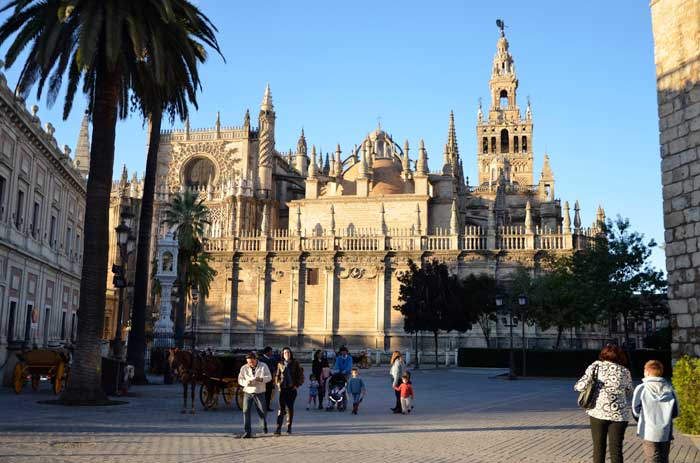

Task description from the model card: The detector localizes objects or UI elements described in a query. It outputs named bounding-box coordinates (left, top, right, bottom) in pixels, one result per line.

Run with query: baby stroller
left=325, top=373, right=347, bottom=411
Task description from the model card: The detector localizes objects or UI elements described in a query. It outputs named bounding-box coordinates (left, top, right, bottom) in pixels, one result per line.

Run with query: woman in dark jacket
left=312, top=350, right=329, bottom=409
left=274, top=347, right=304, bottom=435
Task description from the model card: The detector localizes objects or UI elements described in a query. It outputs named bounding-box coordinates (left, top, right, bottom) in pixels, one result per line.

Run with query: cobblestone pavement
left=0, top=367, right=698, bottom=463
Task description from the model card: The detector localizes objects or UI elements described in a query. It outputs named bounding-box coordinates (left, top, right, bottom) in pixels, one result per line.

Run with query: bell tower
left=476, top=21, right=534, bottom=186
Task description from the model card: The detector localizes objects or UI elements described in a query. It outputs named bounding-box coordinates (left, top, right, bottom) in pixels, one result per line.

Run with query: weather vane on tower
left=496, top=19, right=506, bottom=36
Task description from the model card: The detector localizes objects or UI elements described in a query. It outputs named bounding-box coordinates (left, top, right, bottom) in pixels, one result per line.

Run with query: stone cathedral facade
left=143, top=30, right=604, bottom=351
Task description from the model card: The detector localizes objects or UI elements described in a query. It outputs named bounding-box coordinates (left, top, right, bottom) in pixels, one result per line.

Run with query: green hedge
left=457, top=348, right=672, bottom=378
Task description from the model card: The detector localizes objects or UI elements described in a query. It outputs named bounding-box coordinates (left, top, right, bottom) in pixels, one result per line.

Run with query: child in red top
left=393, top=374, right=414, bottom=414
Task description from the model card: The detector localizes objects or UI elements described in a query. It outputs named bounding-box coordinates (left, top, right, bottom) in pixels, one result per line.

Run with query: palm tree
left=126, top=5, right=222, bottom=384
left=0, top=0, right=218, bottom=404
left=161, top=191, right=210, bottom=347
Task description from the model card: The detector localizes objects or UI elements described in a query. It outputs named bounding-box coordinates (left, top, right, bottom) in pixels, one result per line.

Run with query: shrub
left=672, top=356, right=700, bottom=435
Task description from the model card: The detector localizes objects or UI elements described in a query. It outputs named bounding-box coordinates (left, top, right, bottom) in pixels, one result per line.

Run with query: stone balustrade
left=202, top=225, right=592, bottom=253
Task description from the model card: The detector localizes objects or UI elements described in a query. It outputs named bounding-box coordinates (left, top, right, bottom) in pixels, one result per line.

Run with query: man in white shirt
left=237, top=352, right=272, bottom=438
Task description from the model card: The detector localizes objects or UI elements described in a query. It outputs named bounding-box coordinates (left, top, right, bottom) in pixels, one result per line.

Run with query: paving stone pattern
left=0, top=367, right=697, bottom=463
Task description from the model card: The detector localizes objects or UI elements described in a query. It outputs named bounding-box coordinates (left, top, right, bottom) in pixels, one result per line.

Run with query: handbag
left=577, top=364, right=599, bottom=409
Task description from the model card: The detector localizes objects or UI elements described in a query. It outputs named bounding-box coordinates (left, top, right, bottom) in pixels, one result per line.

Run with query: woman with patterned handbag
left=574, top=344, right=633, bottom=463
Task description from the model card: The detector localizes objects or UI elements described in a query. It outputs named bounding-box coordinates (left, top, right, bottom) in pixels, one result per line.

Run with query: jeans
left=242, top=392, right=267, bottom=434
left=276, top=388, right=297, bottom=432
left=590, top=416, right=628, bottom=463
left=264, top=382, right=274, bottom=412
left=400, top=397, right=413, bottom=413
left=643, top=440, right=671, bottom=463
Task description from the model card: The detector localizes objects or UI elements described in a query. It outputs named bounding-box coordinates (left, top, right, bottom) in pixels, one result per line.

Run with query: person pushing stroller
left=327, top=346, right=352, bottom=411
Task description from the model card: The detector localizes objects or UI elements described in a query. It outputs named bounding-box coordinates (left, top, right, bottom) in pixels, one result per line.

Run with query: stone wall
left=651, top=0, right=700, bottom=359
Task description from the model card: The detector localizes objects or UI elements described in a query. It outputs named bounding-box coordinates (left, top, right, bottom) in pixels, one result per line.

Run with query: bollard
left=445, top=351, right=450, bottom=366
left=405, top=351, right=411, bottom=365
left=454, top=348, right=459, bottom=366
left=375, top=350, right=381, bottom=366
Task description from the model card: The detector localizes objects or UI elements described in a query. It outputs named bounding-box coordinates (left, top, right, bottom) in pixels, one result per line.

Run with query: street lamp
left=190, top=286, right=199, bottom=351
left=518, top=294, right=528, bottom=377
left=112, top=209, right=135, bottom=360
left=496, top=294, right=516, bottom=380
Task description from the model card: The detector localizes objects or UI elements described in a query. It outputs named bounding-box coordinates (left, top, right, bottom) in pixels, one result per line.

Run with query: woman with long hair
left=574, top=344, right=633, bottom=463
left=274, top=347, right=304, bottom=435
left=389, top=351, right=405, bottom=414
left=312, top=349, right=329, bottom=409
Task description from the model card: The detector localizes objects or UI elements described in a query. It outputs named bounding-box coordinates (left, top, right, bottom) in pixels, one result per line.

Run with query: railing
left=194, top=227, right=592, bottom=253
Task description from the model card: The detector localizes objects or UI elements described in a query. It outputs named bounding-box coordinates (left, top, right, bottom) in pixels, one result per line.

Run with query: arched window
left=482, top=137, right=488, bottom=154
left=513, top=136, right=519, bottom=152
left=500, top=129, right=509, bottom=153
left=490, top=137, right=496, bottom=153
left=522, top=136, right=528, bottom=152
left=499, top=89, right=508, bottom=109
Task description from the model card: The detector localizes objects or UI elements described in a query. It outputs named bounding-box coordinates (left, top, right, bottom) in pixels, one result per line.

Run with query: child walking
left=306, top=374, right=320, bottom=410
left=632, top=360, right=679, bottom=463
left=393, top=373, right=414, bottom=414
left=347, top=368, right=366, bottom=415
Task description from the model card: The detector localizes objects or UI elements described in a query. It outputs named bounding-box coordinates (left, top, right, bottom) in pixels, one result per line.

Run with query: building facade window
left=0, top=175, right=6, bottom=219
left=60, top=310, right=66, bottom=340
left=7, top=300, right=17, bottom=343
left=31, top=200, right=40, bottom=238
left=14, top=189, right=24, bottom=229
left=49, top=215, right=56, bottom=247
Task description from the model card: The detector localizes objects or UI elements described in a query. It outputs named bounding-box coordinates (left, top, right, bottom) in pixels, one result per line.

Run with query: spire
left=415, top=203, right=422, bottom=235
left=243, top=109, right=251, bottom=130
left=261, top=83, right=273, bottom=112
left=308, top=145, right=318, bottom=178
left=596, top=205, right=606, bottom=230
left=296, top=128, right=307, bottom=154
left=563, top=201, right=571, bottom=234
left=540, top=153, right=554, bottom=180
left=401, top=140, right=411, bottom=178
left=120, top=164, right=128, bottom=186
left=526, top=96, right=532, bottom=120
left=380, top=203, right=387, bottom=235
left=260, top=204, right=269, bottom=235
left=441, top=144, right=452, bottom=175
left=334, top=145, right=342, bottom=177
left=358, top=144, right=368, bottom=179
left=416, top=139, right=428, bottom=176
left=323, top=153, right=330, bottom=176
left=74, top=111, right=90, bottom=177
left=215, top=111, right=221, bottom=132
left=573, top=200, right=582, bottom=232
left=525, top=200, right=533, bottom=233
left=450, top=199, right=459, bottom=235
left=295, top=204, right=302, bottom=236
left=447, top=110, right=459, bottom=156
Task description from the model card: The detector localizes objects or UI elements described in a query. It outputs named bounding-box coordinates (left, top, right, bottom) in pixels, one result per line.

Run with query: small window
left=0, top=175, right=6, bottom=219
left=49, top=215, right=57, bottom=246
left=513, top=137, right=519, bottom=153
left=482, top=137, right=488, bottom=154
left=500, top=129, right=509, bottom=153
left=31, top=201, right=40, bottom=237
left=71, top=313, right=76, bottom=342
left=43, top=308, right=50, bottom=345
left=66, top=226, right=72, bottom=254
left=490, top=137, right=496, bottom=153
left=7, top=300, right=17, bottom=343
left=24, top=303, right=33, bottom=341
left=14, top=189, right=24, bottom=229
left=522, top=136, right=528, bottom=152
left=499, top=89, right=508, bottom=109
left=306, top=268, right=319, bottom=286
left=162, top=252, right=173, bottom=272
left=60, top=311, right=67, bottom=340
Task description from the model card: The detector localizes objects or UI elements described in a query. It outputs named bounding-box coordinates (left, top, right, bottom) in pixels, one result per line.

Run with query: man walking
left=237, top=352, right=272, bottom=438
left=260, top=346, right=277, bottom=413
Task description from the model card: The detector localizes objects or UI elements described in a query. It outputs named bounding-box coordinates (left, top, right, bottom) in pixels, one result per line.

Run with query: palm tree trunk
left=175, top=253, right=189, bottom=348
left=59, top=59, right=119, bottom=404
left=126, top=109, right=162, bottom=384
left=555, top=326, right=564, bottom=349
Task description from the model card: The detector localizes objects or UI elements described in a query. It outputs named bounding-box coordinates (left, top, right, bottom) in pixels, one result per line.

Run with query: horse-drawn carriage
left=12, top=349, right=70, bottom=395
left=199, top=354, right=247, bottom=410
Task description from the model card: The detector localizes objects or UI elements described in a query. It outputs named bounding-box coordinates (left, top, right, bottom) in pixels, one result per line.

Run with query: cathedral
left=115, top=29, right=605, bottom=352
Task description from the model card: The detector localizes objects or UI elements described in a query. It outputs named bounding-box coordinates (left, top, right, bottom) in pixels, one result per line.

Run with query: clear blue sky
left=1, top=1, right=665, bottom=270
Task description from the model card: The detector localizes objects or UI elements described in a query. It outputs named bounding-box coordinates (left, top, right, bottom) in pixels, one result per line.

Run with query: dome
left=357, top=125, right=403, bottom=160
left=369, top=158, right=404, bottom=195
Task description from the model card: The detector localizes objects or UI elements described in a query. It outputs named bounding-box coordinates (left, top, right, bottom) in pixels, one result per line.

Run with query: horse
left=169, top=348, right=205, bottom=414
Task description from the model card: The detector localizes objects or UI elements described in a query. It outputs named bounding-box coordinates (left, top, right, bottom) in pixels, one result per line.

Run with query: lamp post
left=190, top=286, right=199, bottom=351
left=496, top=294, right=516, bottom=380
left=518, top=294, right=528, bottom=377
left=112, top=209, right=135, bottom=360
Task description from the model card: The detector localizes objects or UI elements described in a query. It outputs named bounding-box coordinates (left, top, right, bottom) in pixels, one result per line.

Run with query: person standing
left=259, top=346, right=277, bottom=413
left=237, top=352, right=272, bottom=439
left=312, top=350, right=329, bottom=409
left=393, top=373, right=414, bottom=414
left=333, top=346, right=353, bottom=376
left=274, top=347, right=304, bottom=435
left=347, top=367, right=366, bottom=415
left=389, top=351, right=405, bottom=414
left=632, top=360, right=679, bottom=463
left=574, top=345, right=633, bottom=463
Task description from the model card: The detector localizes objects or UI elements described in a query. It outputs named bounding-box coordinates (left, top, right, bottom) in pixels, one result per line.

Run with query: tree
left=394, top=259, right=472, bottom=368
left=460, top=273, right=499, bottom=348
left=0, top=0, right=216, bottom=404
left=161, top=191, right=210, bottom=348
left=126, top=1, right=222, bottom=384
left=577, top=217, right=667, bottom=354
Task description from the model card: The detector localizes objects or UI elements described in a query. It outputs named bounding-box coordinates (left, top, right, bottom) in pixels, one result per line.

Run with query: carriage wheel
left=12, top=363, right=25, bottom=394
left=199, top=383, right=217, bottom=409
left=31, top=374, right=40, bottom=391
left=223, top=384, right=236, bottom=405
left=53, top=362, right=65, bottom=395
left=235, top=386, right=244, bottom=411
